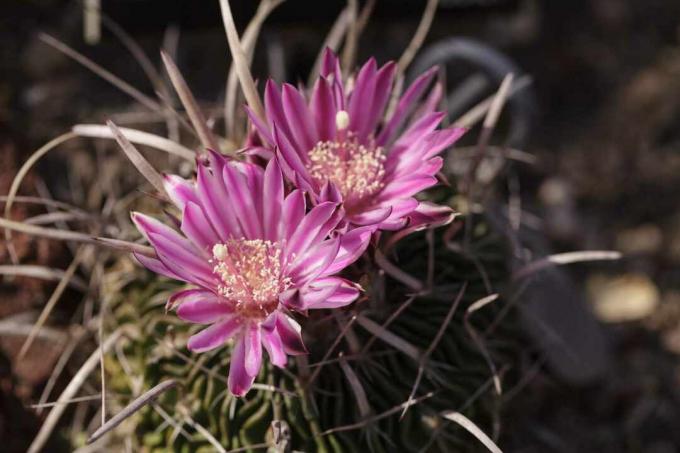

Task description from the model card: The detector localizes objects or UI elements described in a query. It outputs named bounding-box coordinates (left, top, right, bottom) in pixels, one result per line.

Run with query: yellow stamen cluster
left=212, top=239, right=290, bottom=316
left=307, top=136, right=386, bottom=203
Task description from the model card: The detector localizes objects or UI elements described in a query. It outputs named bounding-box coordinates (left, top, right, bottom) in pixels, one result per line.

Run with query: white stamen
left=335, top=110, right=350, bottom=130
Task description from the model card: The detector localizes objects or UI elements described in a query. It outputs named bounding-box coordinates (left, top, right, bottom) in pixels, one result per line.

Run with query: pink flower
left=132, top=153, right=371, bottom=396
left=247, top=49, right=466, bottom=231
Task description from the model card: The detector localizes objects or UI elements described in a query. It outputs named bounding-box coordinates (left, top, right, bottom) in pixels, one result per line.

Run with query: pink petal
left=196, top=162, right=243, bottom=239
left=276, top=314, right=307, bottom=355
left=176, top=291, right=232, bottom=324
left=377, top=175, right=438, bottom=202
left=298, top=279, right=341, bottom=309
left=147, top=232, right=216, bottom=288
left=272, top=124, right=312, bottom=188
left=265, top=81, right=298, bottom=149
left=261, top=317, right=287, bottom=367
left=320, top=47, right=343, bottom=84
left=421, top=127, right=467, bottom=159
left=243, top=323, right=263, bottom=376
left=181, top=201, right=220, bottom=252
left=392, top=111, right=446, bottom=151
left=377, top=66, right=438, bottom=146
left=348, top=205, right=393, bottom=226
left=263, top=159, right=284, bottom=241
left=228, top=335, right=256, bottom=396
left=133, top=252, right=181, bottom=280
left=306, top=276, right=360, bottom=309
left=245, top=105, right=273, bottom=146
left=282, top=83, right=318, bottom=151
left=286, top=201, right=338, bottom=259
left=288, top=237, right=341, bottom=286
left=187, top=317, right=241, bottom=353
left=163, top=174, right=198, bottom=211
left=323, top=225, right=373, bottom=275
left=222, top=163, right=261, bottom=238
left=310, top=76, right=337, bottom=141
left=348, top=58, right=378, bottom=141
left=281, top=189, right=306, bottom=241
left=365, top=62, right=397, bottom=135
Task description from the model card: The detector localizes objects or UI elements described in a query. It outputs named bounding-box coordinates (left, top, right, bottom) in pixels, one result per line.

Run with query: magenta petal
left=263, top=159, right=284, bottom=241
left=299, top=279, right=341, bottom=309
left=286, top=201, right=338, bottom=259
left=365, top=62, right=396, bottom=135
left=133, top=252, right=181, bottom=280
left=276, top=314, right=307, bottom=355
left=320, top=47, right=343, bottom=84
left=409, top=201, right=457, bottom=230
left=243, top=323, right=263, bottom=376
left=392, top=112, right=446, bottom=151
left=272, top=124, right=312, bottom=188
left=421, top=127, right=467, bottom=159
left=181, top=202, right=220, bottom=252
left=383, top=198, right=419, bottom=222
left=147, top=232, right=216, bottom=288
left=306, top=277, right=360, bottom=309
left=310, top=76, right=337, bottom=141
left=349, top=205, right=393, bottom=226
left=262, top=330, right=287, bottom=367
left=222, top=164, right=261, bottom=238
left=228, top=335, right=256, bottom=397
left=377, top=66, right=438, bottom=146
left=378, top=175, right=438, bottom=201
left=196, top=163, right=242, bottom=239
left=348, top=58, right=377, bottom=140
left=288, top=237, right=341, bottom=286
left=245, top=105, right=273, bottom=146
left=323, top=225, right=373, bottom=275
left=187, top=317, right=240, bottom=353
left=282, top=83, right=318, bottom=151
left=163, top=174, right=198, bottom=211
left=265, top=81, right=298, bottom=149
left=281, top=189, right=306, bottom=241
left=176, top=292, right=232, bottom=324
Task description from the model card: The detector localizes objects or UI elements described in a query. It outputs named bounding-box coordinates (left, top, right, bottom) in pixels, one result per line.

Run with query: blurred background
left=1, top=0, right=679, bottom=451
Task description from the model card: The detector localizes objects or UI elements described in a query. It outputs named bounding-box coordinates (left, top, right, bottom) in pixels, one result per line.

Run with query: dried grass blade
left=0, top=265, right=87, bottom=291
left=219, top=0, right=265, bottom=122
left=513, top=250, right=622, bottom=280
left=356, top=315, right=421, bottom=361
left=339, top=354, right=371, bottom=418
left=397, top=0, right=439, bottom=73
left=465, top=294, right=502, bottom=394
left=3, top=131, right=78, bottom=263
left=0, top=217, right=155, bottom=257
left=87, top=380, right=177, bottom=443
left=441, top=411, right=503, bottom=453
left=374, top=249, right=424, bottom=292
left=106, top=120, right=168, bottom=197
left=161, top=52, right=221, bottom=152
left=73, top=124, right=194, bottom=160
left=18, top=247, right=87, bottom=359
left=39, top=33, right=161, bottom=112
left=225, top=0, right=284, bottom=136
left=453, top=75, right=531, bottom=128
left=27, top=329, right=122, bottom=453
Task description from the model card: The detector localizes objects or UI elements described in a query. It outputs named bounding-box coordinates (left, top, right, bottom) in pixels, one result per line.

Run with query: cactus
left=97, top=206, right=519, bottom=452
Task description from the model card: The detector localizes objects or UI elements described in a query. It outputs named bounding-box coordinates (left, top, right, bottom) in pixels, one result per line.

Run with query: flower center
left=306, top=138, right=386, bottom=208
left=211, top=239, right=290, bottom=317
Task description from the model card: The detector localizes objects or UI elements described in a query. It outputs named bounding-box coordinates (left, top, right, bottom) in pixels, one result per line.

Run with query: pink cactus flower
left=132, top=154, right=371, bottom=396
left=247, top=49, right=466, bottom=231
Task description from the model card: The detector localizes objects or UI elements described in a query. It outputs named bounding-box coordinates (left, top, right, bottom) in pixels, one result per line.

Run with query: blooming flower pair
left=132, top=49, right=465, bottom=396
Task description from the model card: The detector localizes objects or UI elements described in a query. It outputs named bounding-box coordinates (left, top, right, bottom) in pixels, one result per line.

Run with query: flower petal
left=228, top=334, right=256, bottom=396
left=281, top=189, right=306, bottom=241
left=276, top=314, right=307, bottom=355
left=181, top=201, right=220, bottom=252
left=187, top=317, right=240, bottom=353
left=263, top=158, right=284, bottom=241
left=348, top=58, right=378, bottom=141
left=286, top=201, right=339, bottom=259
left=176, top=291, right=233, bottom=324
left=348, top=206, right=392, bottom=226
left=305, top=276, right=360, bottom=309
left=310, top=76, right=337, bottom=141
left=323, top=225, right=373, bottom=275
left=163, top=174, right=198, bottom=211
left=282, top=83, right=318, bottom=152
left=261, top=320, right=287, bottom=367
left=243, top=323, right=263, bottom=376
